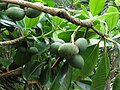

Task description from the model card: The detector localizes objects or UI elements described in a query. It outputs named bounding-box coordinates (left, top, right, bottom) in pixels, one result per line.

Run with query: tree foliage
left=0, top=0, right=120, bottom=90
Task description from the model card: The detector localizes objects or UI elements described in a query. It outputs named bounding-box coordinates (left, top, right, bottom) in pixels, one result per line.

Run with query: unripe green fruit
left=6, top=7, right=25, bottom=21
left=54, top=39, right=65, bottom=44
left=58, top=43, right=79, bottom=59
left=67, top=54, right=84, bottom=69
left=25, top=8, right=41, bottom=18
left=0, top=2, right=7, bottom=10
left=28, top=47, right=38, bottom=55
left=75, top=38, right=88, bottom=52
left=50, top=42, right=62, bottom=55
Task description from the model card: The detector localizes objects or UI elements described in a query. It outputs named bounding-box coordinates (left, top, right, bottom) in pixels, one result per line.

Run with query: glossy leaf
left=58, top=30, right=96, bottom=42
left=80, top=44, right=99, bottom=78
left=24, top=16, right=40, bottom=28
left=95, top=12, right=120, bottom=20
left=0, top=19, right=17, bottom=27
left=43, top=0, right=55, bottom=7
left=89, top=0, right=105, bottom=16
left=50, top=62, right=72, bottom=90
left=81, top=5, right=89, bottom=17
left=106, top=6, right=119, bottom=30
left=91, top=52, right=110, bottom=90
left=23, top=61, right=45, bottom=80
left=75, top=81, right=91, bottom=90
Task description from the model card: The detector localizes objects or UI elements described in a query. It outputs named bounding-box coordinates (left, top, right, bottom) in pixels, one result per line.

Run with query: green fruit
left=67, top=54, right=84, bottom=69
left=6, top=7, right=25, bottom=21
left=54, top=39, right=65, bottom=44
left=75, top=38, right=88, bottom=52
left=18, top=47, right=26, bottom=53
left=25, top=7, right=41, bottom=18
left=113, top=73, right=120, bottom=90
left=28, top=47, right=38, bottom=55
left=58, top=43, right=79, bottom=59
left=7, top=3, right=20, bottom=8
left=50, top=42, right=62, bottom=55
left=0, top=2, right=7, bottom=10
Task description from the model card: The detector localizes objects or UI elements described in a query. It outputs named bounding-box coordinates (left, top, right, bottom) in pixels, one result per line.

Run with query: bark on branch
left=0, top=0, right=93, bottom=27
left=0, top=36, right=25, bottom=45
left=0, top=68, right=23, bottom=78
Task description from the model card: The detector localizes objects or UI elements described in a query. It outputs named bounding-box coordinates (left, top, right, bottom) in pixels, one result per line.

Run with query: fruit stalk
left=71, top=25, right=81, bottom=43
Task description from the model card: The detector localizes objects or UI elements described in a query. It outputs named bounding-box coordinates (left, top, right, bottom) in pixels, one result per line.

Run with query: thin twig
left=91, top=26, right=108, bottom=38
left=51, top=57, right=63, bottom=69
left=0, top=68, right=23, bottom=78
left=83, top=27, right=89, bottom=38
left=71, top=25, right=81, bottom=43
left=0, top=36, right=25, bottom=45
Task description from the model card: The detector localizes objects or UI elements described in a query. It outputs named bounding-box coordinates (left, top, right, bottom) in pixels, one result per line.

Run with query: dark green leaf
left=58, top=30, right=96, bottom=42
left=113, top=73, right=120, bottom=90
left=80, top=44, right=99, bottom=78
left=23, top=61, right=45, bottom=80
left=91, top=52, right=110, bottom=90
left=0, top=57, right=12, bottom=68
left=50, top=62, right=72, bottom=90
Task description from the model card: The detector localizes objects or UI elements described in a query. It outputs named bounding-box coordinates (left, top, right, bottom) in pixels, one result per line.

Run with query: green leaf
left=0, top=19, right=17, bottom=27
left=0, top=57, right=12, bottom=68
left=89, top=0, right=105, bottom=16
left=80, top=44, right=99, bottom=78
left=42, top=0, right=55, bottom=7
left=24, top=16, right=40, bottom=28
left=95, top=12, right=120, bottom=21
left=72, top=68, right=81, bottom=80
left=58, top=30, right=96, bottom=42
left=23, top=61, right=45, bottom=80
left=115, top=0, right=120, bottom=6
left=106, top=6, right=119, bottom=31
left=113, top=73, right=120, bottom=90
left=50, top=62, right=72, bottom=90
left=81, top=5, right=89, bottom=17
left=91, top=52, right=110, bottom=90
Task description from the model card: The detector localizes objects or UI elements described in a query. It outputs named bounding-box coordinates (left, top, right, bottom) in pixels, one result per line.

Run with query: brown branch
left=0, top=0, right=93, bottom=27
left=0, top=68, right=23, bottom=78
left=51, top=57, right=63, bottom=69
left=91, top=26, right=108, bottom=38
left=0, top=36, right=25, bottom=45
left=83, top=27, right=89, bottom=38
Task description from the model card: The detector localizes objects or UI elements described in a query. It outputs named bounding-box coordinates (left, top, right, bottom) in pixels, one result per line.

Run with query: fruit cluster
left=50, top=38, right=88, bottom=69
left=14, top=46, right=38, bottom=65
left=0, top=2, right=41, bottom=21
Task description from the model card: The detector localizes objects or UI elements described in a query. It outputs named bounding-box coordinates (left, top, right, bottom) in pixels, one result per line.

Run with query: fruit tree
left=0, top=0, right=120, bottom=90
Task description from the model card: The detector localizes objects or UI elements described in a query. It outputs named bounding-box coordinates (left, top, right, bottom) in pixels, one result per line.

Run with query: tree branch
left=0, top=0, right=93, bottom=27
left=0, top=68, right=23, bottom=78
left=0, top=36, right=25, bottom=45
